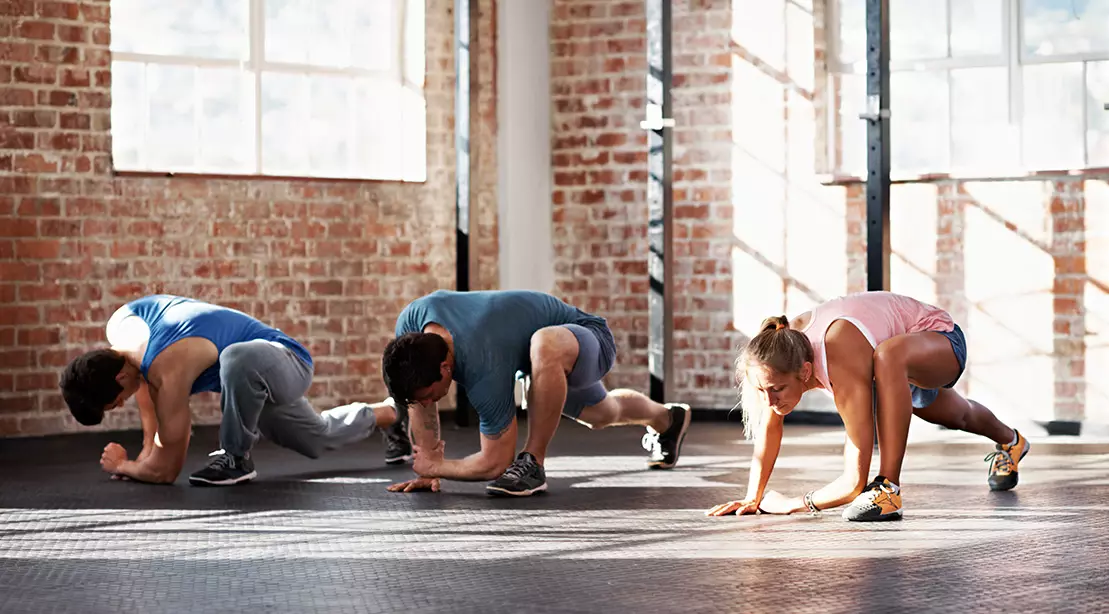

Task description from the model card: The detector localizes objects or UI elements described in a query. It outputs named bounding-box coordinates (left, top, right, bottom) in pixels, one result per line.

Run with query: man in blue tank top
left=59, top=295, right=413, bottom=486
left=381, top=290, right=692, bottom=496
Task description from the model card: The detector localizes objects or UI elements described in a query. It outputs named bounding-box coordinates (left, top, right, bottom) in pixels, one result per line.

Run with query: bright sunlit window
left=831, top=0, right=1109, bottom=177
left=109, top=0, right=427, bottom=181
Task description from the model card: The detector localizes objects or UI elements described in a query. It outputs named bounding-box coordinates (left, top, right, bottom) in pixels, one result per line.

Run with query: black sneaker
left=382, top=398, right=413, bottom=465
left=188, top=450, right=257, bottom=486
left=486, top=452, right=547, bottom=497
left=643, top=403, right=692, bottom=469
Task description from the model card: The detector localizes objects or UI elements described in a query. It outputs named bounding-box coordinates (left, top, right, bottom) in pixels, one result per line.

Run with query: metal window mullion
left=945, top=0, right=952, bottom=58
left=1008, top=0, right=1024, bottom=166
left=1022, top=52, right=1109, bottom=65
left=140, top=63, right=150, bottom=170
left=1082, top=60, right=1089, bottom=166
left=193, top=66, right=202, bottom=173
left=111, top=51, right=242, bottom=67
left=251, top=0, right=264, bottom=174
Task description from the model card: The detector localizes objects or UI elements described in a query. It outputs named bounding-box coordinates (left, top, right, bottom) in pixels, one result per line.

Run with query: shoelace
left=984, top=448, right=1014, bottom=474
left=859, top=479, right=893, bottom=502
left=501, top=457, right=534, bottom=481
left=641, top=431, right=662, bottom=455
left=206, top=452, right=236, bottom=471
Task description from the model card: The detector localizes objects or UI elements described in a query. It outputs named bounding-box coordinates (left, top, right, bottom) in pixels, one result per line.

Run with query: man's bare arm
left=428, top=422, right=518, bottom=481
left=135, top=383, right=158, bottom=463
left=113, top=377, right=192, bottom=484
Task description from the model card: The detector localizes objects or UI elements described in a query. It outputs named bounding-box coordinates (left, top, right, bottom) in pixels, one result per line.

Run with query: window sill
left=817, top=166, right=1109, bottom=186
left=112, top=170, right=428, bottom=185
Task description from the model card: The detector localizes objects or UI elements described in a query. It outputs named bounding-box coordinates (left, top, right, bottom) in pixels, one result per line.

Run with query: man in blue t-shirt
left=59, top=295, right=411, bottom=486
left=381, top=290, right=692, bottom=496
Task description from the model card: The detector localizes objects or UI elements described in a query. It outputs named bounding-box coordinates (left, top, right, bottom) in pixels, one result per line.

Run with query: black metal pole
left=864, top=0, right=891, bottom=291
left=454, top=0, right=473, bottom=427
left=644, top=0, right=674, bottom=403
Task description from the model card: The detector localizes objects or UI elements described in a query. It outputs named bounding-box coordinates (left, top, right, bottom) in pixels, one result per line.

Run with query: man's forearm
left=431, top=453, right=500, bottom=481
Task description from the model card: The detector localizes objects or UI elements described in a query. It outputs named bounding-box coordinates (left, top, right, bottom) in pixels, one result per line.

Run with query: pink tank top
left=799, top=292, right=954, bottom=392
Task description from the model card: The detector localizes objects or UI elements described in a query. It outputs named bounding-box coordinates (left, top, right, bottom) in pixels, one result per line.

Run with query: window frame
left=110, top=0, right=425, bottom=181
left=825, top=0, right=1109, bottom=178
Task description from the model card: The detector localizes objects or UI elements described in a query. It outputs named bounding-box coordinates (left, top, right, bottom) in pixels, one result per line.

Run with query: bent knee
left=872, top=341, right=909, bottom=378
left=529, top=327, right=579, bottom=373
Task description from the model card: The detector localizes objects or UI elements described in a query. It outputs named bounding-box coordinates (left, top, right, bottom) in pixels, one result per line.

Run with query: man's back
left=126, top=295, right=311, bottom=394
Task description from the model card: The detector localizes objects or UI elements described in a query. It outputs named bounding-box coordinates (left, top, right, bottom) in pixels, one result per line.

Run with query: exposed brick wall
left=0, top=0, right=498, bottom=437
left=549, top=0, right=739, bottom=408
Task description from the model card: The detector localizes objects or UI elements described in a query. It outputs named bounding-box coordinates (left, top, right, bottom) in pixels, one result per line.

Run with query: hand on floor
left=387, top=477, right=441, bottom=493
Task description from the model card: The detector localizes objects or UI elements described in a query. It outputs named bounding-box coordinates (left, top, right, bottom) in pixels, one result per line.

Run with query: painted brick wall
left=549, top=0, right=739, bottom=408
left=0, top=0, right=498, bottom=437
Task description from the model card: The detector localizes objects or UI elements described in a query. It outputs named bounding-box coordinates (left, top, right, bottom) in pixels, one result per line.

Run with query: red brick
left=14, top=64, right=56, bottom=84
left=0, top=130, right=35, bottom=149
left=0, top=41, right=35, bottom=62
left=59, top=67, right=89, bottom=87
left=18, top=21, right=55, bottom=40
left=80, top=3, right=109, bottom=22
left=37, top=1, right=80, bottom=19
left=56, top=24, right=86, bottom=43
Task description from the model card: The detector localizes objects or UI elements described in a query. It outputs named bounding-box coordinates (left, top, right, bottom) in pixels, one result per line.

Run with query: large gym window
left=109, top=0, right=427, bottom=182
left=829, top=0, right=1109, bottom=177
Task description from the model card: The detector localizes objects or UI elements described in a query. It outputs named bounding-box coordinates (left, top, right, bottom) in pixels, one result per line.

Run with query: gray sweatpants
left=218, top=340, right=378, bottom=459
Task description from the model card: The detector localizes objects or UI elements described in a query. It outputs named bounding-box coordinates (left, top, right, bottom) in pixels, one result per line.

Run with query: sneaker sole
left=188, top=470, right=258, bottom=487
left=844, top=509, right=903, bottom=522
left=486, top=483, right=548, bottom=497
left=384, top=454, right=414, bottom=465
left=648, top=404, right=692, bottom=470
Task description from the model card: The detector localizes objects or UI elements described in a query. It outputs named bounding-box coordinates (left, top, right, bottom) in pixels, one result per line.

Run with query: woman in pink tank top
left=705, top=291, right=1030, bottom=522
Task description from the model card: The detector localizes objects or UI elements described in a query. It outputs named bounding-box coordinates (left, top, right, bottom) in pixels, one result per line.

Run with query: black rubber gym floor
left=2, top=418, right=1107, bottom=613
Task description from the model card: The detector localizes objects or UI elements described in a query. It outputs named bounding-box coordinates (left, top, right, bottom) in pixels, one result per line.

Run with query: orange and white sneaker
left=843, top=476, right=903, bottom=522
left=985, top=429, right=1030, bottom=491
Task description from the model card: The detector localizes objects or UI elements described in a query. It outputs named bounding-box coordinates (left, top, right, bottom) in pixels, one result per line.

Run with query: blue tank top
left=128, top=295, right=313, bottom=394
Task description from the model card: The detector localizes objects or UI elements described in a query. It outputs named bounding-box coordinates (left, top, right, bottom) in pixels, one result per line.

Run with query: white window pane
left=891, top=70, right=949, bottom=174
left=404, top=0, right=426, bottom=87
left=355, top=81, right=406, bottom=181
left=307, top=75, right=354, bottom=176
left=260, top=72, right=307, bottom=175
left=400, top=88, right=427, bottom=181
left=1088, top=61, right=1109, bottom=167
left=951, top=67, right=1020, bottom=171
left=836, top=0, right=866, bottom=66
left=951, top=0, right=1004, bottom=57
left=891, top=0, right=947, bottom=62
left=265, top=0, right=394, bottom=71
left=838, top=73, right=867, bottom=176
left=733, top=0, right=786, bottom=72
left=145, top=64, right=198, bottom=170
left=786, top=1, right=815, bottom=93
left=1022, top=0, right=1109, bottom=57
left=110, top=0, right=248, bottom=60
left=197, top=68, right=255, bottom=173
left=110, top=61, right=145, bottom=169
left=1022, top=63, right=1085, bottom=170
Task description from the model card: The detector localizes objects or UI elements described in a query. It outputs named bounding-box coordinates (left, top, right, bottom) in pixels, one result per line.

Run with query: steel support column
left=454, top=0, right=473, bottom=426
left=863, top=0, right=891, bottom=291
left=643, top=0, right=674, bottom=403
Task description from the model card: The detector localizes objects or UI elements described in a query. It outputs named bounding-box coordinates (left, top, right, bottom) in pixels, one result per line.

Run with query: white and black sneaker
left=643, top=403, right=692, bottom=469
left=383, top=398, right=413, bottom=465
left=188, top=449, right=257, bottom=486
left=486, top=452, right=547, bottom=497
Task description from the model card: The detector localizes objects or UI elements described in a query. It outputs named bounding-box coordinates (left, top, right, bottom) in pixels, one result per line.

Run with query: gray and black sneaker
left=189, top=450, right=257, bottom=486
left=643, top=403, right=692, bottom=469
left=382, top=398, right=413, bottom=465
left=486, top=452, right=547, bottom=497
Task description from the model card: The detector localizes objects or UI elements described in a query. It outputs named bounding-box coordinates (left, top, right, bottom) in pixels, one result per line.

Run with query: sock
left=1007, top=430, right=1019, bottom=447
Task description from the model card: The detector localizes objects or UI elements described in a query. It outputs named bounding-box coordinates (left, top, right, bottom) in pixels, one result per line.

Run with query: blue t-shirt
left=128, top=295, right=313, bottom=395
left=395, top=290, right=608, bottom=436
